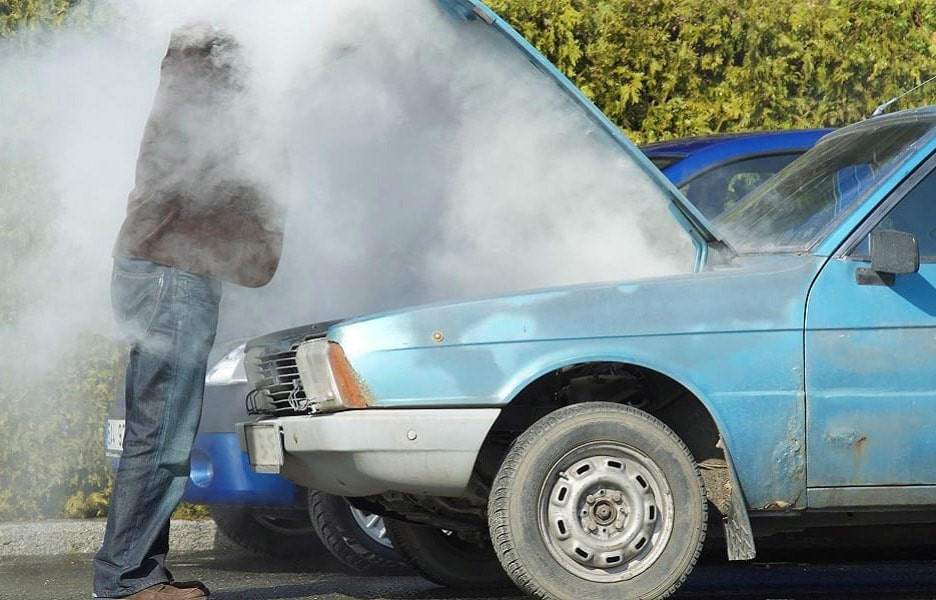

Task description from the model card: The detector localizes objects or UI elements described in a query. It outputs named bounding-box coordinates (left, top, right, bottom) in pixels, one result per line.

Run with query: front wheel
left=489, top=402, right=707, bottom=600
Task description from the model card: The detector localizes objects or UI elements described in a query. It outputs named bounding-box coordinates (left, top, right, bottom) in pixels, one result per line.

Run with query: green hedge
left=0, top=153, right=122, bottom=519
left=0, top=335, right=123, bottom=520
left=4, top=0, right=936, bottom=519
left=0, top=0, right=84, bottom=37
left=489, top=0, right=936, bottom=141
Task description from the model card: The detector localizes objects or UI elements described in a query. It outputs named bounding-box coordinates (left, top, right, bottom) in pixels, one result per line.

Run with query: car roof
left=641, top=129, right=833, bottom=187
left=641, top=129, right=832, bottom=155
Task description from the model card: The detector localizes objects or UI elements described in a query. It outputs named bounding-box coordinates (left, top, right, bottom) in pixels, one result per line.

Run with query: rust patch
left=825, top=429, right=868, bottom=483
left=766, top=413, right=806, bottom=508
left=825, top=430, right=867, bottom=456
left=698, top=458, right=730, bottom=515
left=772, top=423, right=805, bottom=483
left=854, top=435, right=868, bottom=462
left=826, top=430, right=863, bottom=447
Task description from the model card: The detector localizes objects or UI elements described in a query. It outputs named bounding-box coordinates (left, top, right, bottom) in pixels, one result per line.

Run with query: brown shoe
left=169, top=580, right=210, bottom=596
left=118, top=583, right=206, bottom=599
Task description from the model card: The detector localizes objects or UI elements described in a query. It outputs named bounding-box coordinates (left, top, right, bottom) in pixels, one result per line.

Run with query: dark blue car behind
left=646, top=129, right=832, bottom=219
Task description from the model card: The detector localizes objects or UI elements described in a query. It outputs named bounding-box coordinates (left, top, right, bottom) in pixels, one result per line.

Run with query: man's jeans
left=93, top=257, right=221, bottom=598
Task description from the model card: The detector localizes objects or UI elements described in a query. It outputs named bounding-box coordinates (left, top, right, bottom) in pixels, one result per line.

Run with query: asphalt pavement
left=7, top=549, right=936, bottom=600
left=6, top=520, right=936, bottom=599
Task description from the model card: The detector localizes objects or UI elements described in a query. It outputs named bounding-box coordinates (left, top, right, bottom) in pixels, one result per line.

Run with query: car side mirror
left=856, top=230, right=920, bottom=286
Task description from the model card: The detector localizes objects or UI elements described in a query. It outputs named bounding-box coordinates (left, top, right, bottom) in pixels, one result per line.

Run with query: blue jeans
left=93, top=257, right=221, bottom=598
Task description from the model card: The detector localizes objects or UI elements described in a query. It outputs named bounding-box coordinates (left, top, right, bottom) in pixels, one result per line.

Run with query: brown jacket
left=114, top=24, right=284, bottom=288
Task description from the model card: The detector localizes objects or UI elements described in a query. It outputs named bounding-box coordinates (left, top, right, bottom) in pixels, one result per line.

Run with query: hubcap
left=538, top=441, right=674, bottom=582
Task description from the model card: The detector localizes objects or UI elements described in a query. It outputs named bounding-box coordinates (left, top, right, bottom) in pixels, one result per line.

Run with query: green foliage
left=173, top=503, right=211, bottom=521
left=0, top=158, right=56, bottom=326
left=0, top=0, right=84, bottom=37
left=486, top=0, right=586, bottom=73
left=0, top=335, right=123, bottom=520
left=0, top=0, right=119, bottom=522
left=491, top=0, right=936, bottom=142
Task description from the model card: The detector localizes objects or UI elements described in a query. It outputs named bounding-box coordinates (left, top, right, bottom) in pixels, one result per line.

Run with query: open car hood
left=436, top=0, right=717, bottom=250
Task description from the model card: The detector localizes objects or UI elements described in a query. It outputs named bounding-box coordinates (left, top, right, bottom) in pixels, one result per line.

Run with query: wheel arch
left=492, top=352, right=734, bottom=462
left=477, top=353, right=755, bottom=560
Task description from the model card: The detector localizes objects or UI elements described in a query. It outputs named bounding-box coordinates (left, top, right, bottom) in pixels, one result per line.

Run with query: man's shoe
left=115, top=583, right=207, bottom=599
left=169, top=580, right=210, bottom=596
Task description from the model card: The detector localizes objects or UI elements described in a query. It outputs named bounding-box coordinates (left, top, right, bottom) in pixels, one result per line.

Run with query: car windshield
left=714, top=117, right=936, bottom=253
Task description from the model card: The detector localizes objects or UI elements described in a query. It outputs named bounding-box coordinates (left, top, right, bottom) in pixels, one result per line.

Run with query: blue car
left=236, top=1, right=936, bottom=597
left=104, top=129, right=825, bottom=569
left=645, top=130, right=832, bottom=220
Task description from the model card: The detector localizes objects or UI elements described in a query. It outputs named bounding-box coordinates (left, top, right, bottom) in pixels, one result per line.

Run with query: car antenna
left=871, top=74, right=936, bottom=117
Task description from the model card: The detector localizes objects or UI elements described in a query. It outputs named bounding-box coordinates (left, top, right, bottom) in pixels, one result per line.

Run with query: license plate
left=105, top=419, right=126, bottom=457
left=244, top=423, right=284, bottom=474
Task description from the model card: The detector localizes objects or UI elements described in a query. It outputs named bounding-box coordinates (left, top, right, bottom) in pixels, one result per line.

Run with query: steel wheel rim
left=349, top=506, right=394, bottom=549
left=537, top=440, right=675, bottom=582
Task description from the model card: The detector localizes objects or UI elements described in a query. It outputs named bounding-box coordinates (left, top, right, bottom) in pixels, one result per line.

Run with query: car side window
left=851, top=167, right=936, bottom=262
left=679, top=153, right=801, bottom=220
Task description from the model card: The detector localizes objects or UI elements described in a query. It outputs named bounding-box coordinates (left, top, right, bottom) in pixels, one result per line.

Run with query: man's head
left=161, top=22, right=245, bottom=92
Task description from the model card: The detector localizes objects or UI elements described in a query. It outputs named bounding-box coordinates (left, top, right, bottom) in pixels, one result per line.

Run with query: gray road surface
left=6, top=549, right=936, bottom=600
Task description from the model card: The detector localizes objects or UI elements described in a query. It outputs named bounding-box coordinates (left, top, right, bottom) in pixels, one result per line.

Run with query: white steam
left=0, top=0, right=692, bottom=368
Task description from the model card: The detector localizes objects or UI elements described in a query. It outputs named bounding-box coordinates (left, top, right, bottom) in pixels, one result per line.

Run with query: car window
left=679, top=153, right=802, bottom=220
left=648, top=154, right=685, bottom=171
left=852, top=165, right=936, bottom=262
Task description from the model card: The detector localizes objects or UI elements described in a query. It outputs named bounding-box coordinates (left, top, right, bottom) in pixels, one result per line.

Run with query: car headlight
left=295, top=338, right=337, bottom=406
left=295, top=339, right=370, bottom=411
left=205, top=343, right=248, bottom=386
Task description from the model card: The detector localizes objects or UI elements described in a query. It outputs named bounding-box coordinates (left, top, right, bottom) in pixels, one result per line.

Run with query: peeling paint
left=825, top=429, right=864, bottom=447
left=821, top=428, right=869, bottom=485
left=769, top=414, right=806, bottom=506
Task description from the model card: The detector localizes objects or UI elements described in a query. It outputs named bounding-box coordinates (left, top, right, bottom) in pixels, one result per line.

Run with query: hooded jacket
left=113, top=24, right=285, bottom=288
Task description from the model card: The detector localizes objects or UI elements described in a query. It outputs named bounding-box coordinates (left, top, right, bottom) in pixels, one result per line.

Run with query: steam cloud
left=0, top=0, right=692, bottom=371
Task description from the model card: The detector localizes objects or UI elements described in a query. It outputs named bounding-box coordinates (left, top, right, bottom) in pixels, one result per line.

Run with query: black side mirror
left=871, top=230, right=920, bottom=274
left=856, top=229, right=920, bottom=286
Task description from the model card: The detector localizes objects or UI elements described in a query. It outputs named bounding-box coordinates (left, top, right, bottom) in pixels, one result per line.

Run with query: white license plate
left=105, top=419, right=126, bottom=457
left=244, top=423, right=284, bottom=474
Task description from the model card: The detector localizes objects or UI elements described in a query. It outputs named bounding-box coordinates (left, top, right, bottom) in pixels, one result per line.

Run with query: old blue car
left=237, top=1, right=936, bottom=599
left=104, top=118, right=826, bottom=570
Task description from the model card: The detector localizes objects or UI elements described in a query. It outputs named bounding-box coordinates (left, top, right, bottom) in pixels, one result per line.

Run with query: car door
left=805, top=159, right=936, bottom=507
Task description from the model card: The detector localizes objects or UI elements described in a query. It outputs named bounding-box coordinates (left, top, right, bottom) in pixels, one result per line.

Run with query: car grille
left=246, top=346, right=310, bottom=415
left=244, top=320, right=340, bottom=416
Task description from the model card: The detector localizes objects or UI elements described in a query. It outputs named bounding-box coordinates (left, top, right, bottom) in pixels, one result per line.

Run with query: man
left=93, top=23, right=285, bottom=599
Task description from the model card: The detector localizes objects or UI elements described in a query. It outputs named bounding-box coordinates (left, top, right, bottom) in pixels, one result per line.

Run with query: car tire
left=307, top=490, right=408, bottom=574
left=384, top=519, right=513, bottom=589
left=489, top=401, right=707, bottom=600
left=209, top=505, right=325, bottom=558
